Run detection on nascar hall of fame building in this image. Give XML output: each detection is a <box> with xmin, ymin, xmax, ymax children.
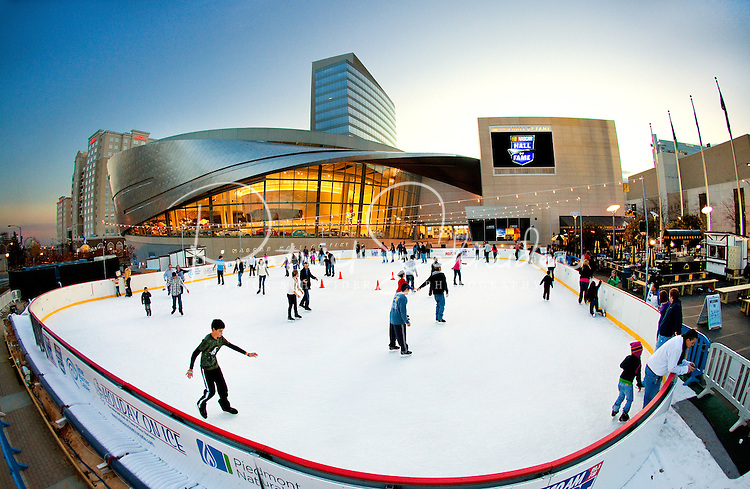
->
<box><xmin>106</xmin><ymin>117</ymin><xmax>624</xmax><ymax>260</ymax></box>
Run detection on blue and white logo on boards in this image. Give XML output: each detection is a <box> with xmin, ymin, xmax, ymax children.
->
<box><xmin>543</xmin><ymin>461</ymin><xmax>603</xmax><ymax>489</ymax></box>
<box><xmin>197</xmin><ymin>439</ymin><xmax>233</xmax><ymax>474</ymax></box>
<box><xmin>507</xmin><ymin>135</ymin><xmax>535</xmax><ymax>165</ymax></box>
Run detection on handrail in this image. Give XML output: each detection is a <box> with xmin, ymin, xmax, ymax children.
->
<box><xmin>0</xmin><ymin>419</ymin><xmax>28</xmax><ymax>488</ymax></box>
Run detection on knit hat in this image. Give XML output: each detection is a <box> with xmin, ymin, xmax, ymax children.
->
<box><xmin>397</xmin><ymin>270</ymin><xmax>405</xmax><ymax>277</ymax></box>
<box><xmin>630</xmin><ymin>341</ymin><xmax>643</xmax><ymax>357</ymax></box>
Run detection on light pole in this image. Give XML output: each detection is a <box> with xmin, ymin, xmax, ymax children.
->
<box><xmin>607</xmin><ymin>205</ymin><xmax>621</xmax><ymax>261</ymax></box>
<box><xmin>570</xmin><ymin>211</ymin><xmax>580</xmax><ymax>258</ymax></box>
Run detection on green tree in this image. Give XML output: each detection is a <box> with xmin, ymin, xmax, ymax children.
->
<box><xmin>667</xmin><ymin>213</ymin><xmax>704</xmax><ymax>231</ymax></box>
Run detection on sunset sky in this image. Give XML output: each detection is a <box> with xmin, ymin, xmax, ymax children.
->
<box><xmin>1</xmin><ymin>0</ymin><xmax>748</xmax><ymax>243</ymax></box>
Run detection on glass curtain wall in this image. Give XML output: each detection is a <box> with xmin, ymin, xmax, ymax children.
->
<box><xmin>130</xmin><ymin>162</ymin><xmax>420</xmax><ymax>239</ymax></box>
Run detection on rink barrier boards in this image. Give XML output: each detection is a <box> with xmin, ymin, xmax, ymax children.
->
<box><xmin>697</xmin><ymin>343</ymin><xmax>750</xmax><ymax>432</ymax></box>
<box><xmin>15</xmin><ymin>249</ymin><xmax>680</xmax><ymax>489</ymax></box>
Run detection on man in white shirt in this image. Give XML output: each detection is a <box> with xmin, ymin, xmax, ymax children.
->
<box><xmin>642</xmin><ymin>329</ymin><xmax>697</xmax><ymax>408</ymax></box>
<box><xmin>646</xmin><ymin>282</ymin><xmax>659</xmax><ymax>308</ymax></box>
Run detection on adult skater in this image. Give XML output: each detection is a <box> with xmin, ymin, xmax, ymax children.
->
<box><xmin>123</xmin><ymin>266</ymin><xmax>132</xmax><ymax>297</ymax></box>
<box><xmin>389</xmin><ymin>282</ymin><xmax>412</xmax><ymax>355</ymax></box>
<box><xmin>655</xmin><ymin>288</ymin><xmax>682</xmax><ymax>350</ymax></box>
<box><xmin>416</xmin><ymin>262</ymin><xmax>449</xmax><ymax>323</ymax></box>
<box><xmin>540</xmin><ymin>270</ymin><xmax>554</xmax><ymax>301</ymax></box>
<box><xmin>327</xmin><ymin>252</ymin><xmax>336</xmax><ymax>277</ymax></box>
<box><xmin>611</xmin><ymin>341</ymin><xmax>643</xmax><ymax>422</ymax></box>
<box><xmin>642</xmin><ymin>329</ymin><xmax>697</xmax><ymax>408</ymax></box>
<box><xmin>256</xmin><ymin>258</ymin><xmax>269</xmax><ymax>295</ymax></box>
<box><xmin>186</xmin><ymin>319</ymin><xmax>258</xmax><ymax>419</ymax></box>
<box><xmin>163</xmin><ymin>265</ymin><xmax>173</xmax><ymax>294</ymax></box>
<box><xmin>546</xmin><ymin>250</ymin><xmax>557</xmax><ymax>279</ymax></box>
<box><xmin>484</xmin><ymin>242</ymin><xmax>492</xmax><ymax>263</ymax></box>
<box><xmin>514</xmin><ymin>240</ymin><xmax>520</xmax><ymax>260</ymax></box>
<box><xmin>213</xmin><ymin>255</ymin><xmax>226</xmax><ymax>285</ymax></box>
<box><xmin>578</xmin><ymin>258</ymin><xmax>593</xmax><ymax>304</ymax></box>
<box><xmin>287</xmin><ymin>269</ymin><xmax>303</xmax><ymax>320</ymax></box>
<box><xmin>165</xmin><ymin>271</ymin><xmax>189</xmax><ymax>315</ymax></box>
<box><xmin>586</xmin><ymin>280</ymin><xmax>603</xmax><ymax>316</ymax></box>
<box><xmin>452</xmin><ymin>254</ymin><xmax>466</xmax><ymax>286</ymax></box>
<box><xmin>404</xmin><ymin>255</ymin><xmax>418</xmax><ymax>289</ymax></box>
<box><xmin>299</xmin><ymin>262</ymin><xmax>318</xmax><ymax>311</ymax></box>
<box><xmin>141</xmin><ymin>287</ymin><xmax>152</xmax><ymax>316</ymax></box>
<box><xmin>247</xmin><ymin>254</ymin><xmax>257</xmax><ymax>277</ymax></box>
<box><xmin>234</xmin><ymin>257</ymin><xmax>244</xmax><ymax>287</ymax></box>
<box><xmin>492</xmin><ymin>243</ymin><xmax>498</xmax><ymax>262</ymax></box>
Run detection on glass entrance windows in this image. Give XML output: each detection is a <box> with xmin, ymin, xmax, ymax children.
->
<box><xmin>128</xmin><ymin>162</ymin><xmax>420</xmax><ymax>239</ymax></box>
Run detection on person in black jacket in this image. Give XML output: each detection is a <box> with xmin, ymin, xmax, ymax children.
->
<box><xmin>585</xmin><ymin>280</ymin><xmax>603</xmax><ymax>316</ymax></box>
<box><xmin>540</xmin><ymin>271</ymin><xmax>554</xmax><ymax>300</ymax></box>
<box><xmin>611</xmin><ymin>341</ymin><xmax>644</xmax><ymax>422</ymax></box>
<box><xmin>655</xmin><ymin>288</ymin><xmax>683</xmax><ymax>350</ymax></box>
<box><xmin>578</xmin><ymin>259</ymin><xmax>593</xmax><ymax>304</ymax></box>
<box><xmin>416</xmin><ymin>263</ymin><xmax>449</xmax><ymax>322</ymax></box>
<box><xmin>299</xmin><ymin>262</ymin><xmax>318</xmax><ymax>311</ymax></box>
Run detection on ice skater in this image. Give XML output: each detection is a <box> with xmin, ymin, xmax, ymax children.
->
<box><xmin>546</xmin><ymin>250</ymin><xmax>556</xmax><ymax>279</ymax></box>
<box><xmin>299</xmin><ymin>262</ymin><xmax>318</xmax><ymax>311</ymax></box>
<box><xmin>540</xmin><ymin>270</ymin><xmax>554</xmax><ymax>300</ymax></box>
<box><xmin>287</xmin><ymin>269</ymin><xmax>303</xmax><ymax>320</ymax></box>
<box><xmin>186</xmin><ymin>319</ymin><xmax>258</xmax><ymax>419</ymax></box>
<box><xmin>586</xmin><ymin>280</ymin><xmax>603</xmax><ymax>316</ymax></box>
<box><xmin>213</xmin><ymin>255</ymin><xmax>225</xmax><ymax>285</ymax></box>
<box><xmin>165</xmin><ymin>271</ymin><xmax>189</xmax><ymax>315</ymax></box>
<box><xmin>256</xmin><ymin>258</ymin><xmax>269</xmax><ymax>294</ymax></box>
<box><xmin>404</xmin><ymin>255</ymin><xmax>418</xmax><ymax>289</ymax></box>
<box><xmin>141</xmin><ymin>287</ymin><xmax>152</xmax><ymax>316</ymax></box>
<box><xmin>234</xmin><ymin>257</ymin><xmax>244</xmax><ymax>286</ymax></box>
<box><xmin>113</xmin><ymin>273</ymin><xmax>121</xmax><ymax>297</ymax></box>
<box><xmin>611</xmin><ymin>341</ymin><xmax>643</xmax><ymax>422</ymax></box>
<box><xmin>389</xmin><ymin>282</ymin><xmax>411</xmax><ymax>355</ymax></box>
<box><xmin>452</xmin><ymin>254</ymin><xmax>465</xmax><ymax>285</ymax></box>
<box><xmin>416</xmin><ymin>262</ymin><xmax>449</xmax><ymax>323</ymax></box>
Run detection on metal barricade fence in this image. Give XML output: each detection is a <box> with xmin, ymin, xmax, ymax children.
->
<box><xmin>697</xmin><ymin>343</ymin><xmax>750</xmax><ymax>432</ymax></box>
<box><xmin>681</xmin><ymin>324</ymin><xmax>711</xmax><ymax>370</ymax></box>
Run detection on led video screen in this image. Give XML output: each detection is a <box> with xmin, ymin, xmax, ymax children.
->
<box><xmin>490</xmin><ymin>126</ymin><xmax>555</xmax><ymax>170</ymax></box>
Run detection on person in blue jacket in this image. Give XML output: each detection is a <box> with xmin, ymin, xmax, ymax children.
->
<box><xmin>389</xmin><ymin>283</ymin><xmax>412</xmax><ymax>355</ymax></box>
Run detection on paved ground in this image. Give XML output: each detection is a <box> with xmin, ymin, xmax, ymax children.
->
<box><xmin>0</xmin><ymin>322</ymin><xmax>86</xmax><ymax>489</ymax></box>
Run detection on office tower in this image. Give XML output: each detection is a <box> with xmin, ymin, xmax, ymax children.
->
<box><xmin>56</xmin><ymin>196</ymin><xmax>72</xmax><ymax>249</ymax></box>
<box><xmin>311</xmin><ymin>53</ymin><xmax>397</xmax><ymax>148</ymax></box>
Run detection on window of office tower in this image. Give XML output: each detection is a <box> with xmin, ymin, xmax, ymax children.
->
<box><xmin>131</xmin><ymin>162</ymin><xmax>420</xmax><ymax>239</ymax></box>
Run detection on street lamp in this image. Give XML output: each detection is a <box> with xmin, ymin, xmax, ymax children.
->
<box><xmin>607</xmin><ymin>205</ymin><xmax>621</xmax><ymax>261</ymax></box>
<box><xmin>570</xmin><ymin>211</ymin><xmax>580</xmax><ymax>257</ymax></box>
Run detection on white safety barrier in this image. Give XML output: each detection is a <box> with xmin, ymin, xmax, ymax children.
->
<box><xmin>16</xmin><ymin>249</ymin><xmax>681</xmax><ymax>489</ymax></box>
<box><xmin>697</xmin><ymin>343</ymin><xmax>750</xmax><ymax>431</ymax></box>
<box><xmin>0</xmin><ymin>289</ymin><xmax>21</xmax><ymax>311</ymax></box>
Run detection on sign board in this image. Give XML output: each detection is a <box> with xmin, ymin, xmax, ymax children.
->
<box><xmin>697</xmin><ymin>294</ymin><xmax>722</xmax><ymax>330</ymax></box>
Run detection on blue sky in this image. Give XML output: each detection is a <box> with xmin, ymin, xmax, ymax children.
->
<box><xmin>1</xmin><ymin>0</ymin><xmax>748</xmax><ymax>243</ymax></box>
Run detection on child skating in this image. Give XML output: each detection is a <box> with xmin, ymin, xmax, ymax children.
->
<box><xmin>540</xmin><ymin>271</ymin><xmax>554</xmax><ymax>300</ymax></box>
<box><xmin>611</xmin><ymin>341</ymin><xmax>643</xmax><ymax>422</ymax></box>
<box><xmin>141</xmin><ymin>287</ymin><xmax>152</xmax><ymax>316</ymax></box>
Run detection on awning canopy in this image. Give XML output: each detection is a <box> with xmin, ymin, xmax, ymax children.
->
<box><xmin>664</xmin><ymin>229</ymin><xmax>702</xmax><ymax>240</ymax></box>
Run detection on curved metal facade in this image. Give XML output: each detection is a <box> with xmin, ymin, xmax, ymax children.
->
<box><xmin>108</xmin><ymin>129</ymin><xmax>481</xmax><ymax>227</ymax></box>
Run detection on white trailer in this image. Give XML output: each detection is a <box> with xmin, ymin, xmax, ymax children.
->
<box><xmin>704</xmin><ymin>232</ymin><xmax>748</xmax><ymax>277</ymax></box>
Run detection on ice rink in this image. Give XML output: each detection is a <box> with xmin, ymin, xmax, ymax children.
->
<box><xmin>44</xmin><ymin>254</ymin><xmax>645</xmax><ymax>478</ymax></box>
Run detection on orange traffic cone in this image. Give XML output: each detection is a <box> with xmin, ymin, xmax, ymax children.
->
<box><xmin>338</xmin><ymin>271</ymin><xmax>343</xmax><ymax>279</ymax></box>
<box><xmin>390</xmin><ymin>271</ymin><xmax>395</xmax><ymax>280</ymax></box>
<box><xmin>375</xmin><ymin>280</ymin><xmax>381</xmax><ymax>290</ymax></box>
<box><xmin>319</xmin><ymin>279</ymin><xmax>325</xmax><ymax>288</ymax></box>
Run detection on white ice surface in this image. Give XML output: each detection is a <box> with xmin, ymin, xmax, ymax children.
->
<box><xmin>41</xmin><ymin>257</ymin><xmax>748</xmax><ymax>485</ymax></box>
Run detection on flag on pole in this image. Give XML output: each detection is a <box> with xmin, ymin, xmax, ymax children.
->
<box><xmin>716</xmin><ymin>77</ymin><xmax>733</xmax><ymax>138</ymax></box>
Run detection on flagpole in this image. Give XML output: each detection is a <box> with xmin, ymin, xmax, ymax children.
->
<box><xmin>649</xmin><ymin>123</ymin><xmax>665</xmax><ymax>241</ymax></box>
<box><xmin>715</xmin><ymin>77</ymin><xmax>744</xmax><ymax>236</ymax></box>
<box><xmin>690</xmin><ymin>95</ymin><xmax>712</xmax><ymax>231</ymax></box>
<box><xmin>668</xmin><ymin>110</ymin><xmax>685</xmax><ymax>217</ymax></box>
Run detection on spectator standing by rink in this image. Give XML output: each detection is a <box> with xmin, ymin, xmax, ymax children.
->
<box><xmin>452</xmin><ymin>254</ymin><xmax>466</xmax><ymax>286</ymax></box>
<box><xmin>646</xmin><ymin>282</ymin><xmax>659</xmax><ymax>308</ymax></box>
<box><xmin>234</xmin><ymin>257</ymin><xmax>244</xmax><ymax>287</ymax></box>
<box><xmin>389</xmin><ymin>283</ymin><xmax>412</xmax><ymax>355</ymax></box>
<box><xmin>578</xmin><ymin>259</ymin><xmax>593</xmax><ymax>304</ymax></box>
<box><xmin>607</xmin><ymin>269</ymin><xmax>620</xmax><ymax>287</ymax></box>
<box><xmin>163</xmin><ymin>265</ymin><xmax>173</xmax><ymax>294</ymax></box>
<box><xmin>642</xmin><ymin>329</ymin><xmax>698</xmax><ymax>408</ymax></box>
<box><xmin>404</xmin><ymin>255</ymin><xmax>418</xmax><ymax>289</ymax></box>
<box><xmin>546</xmin><ymin>250</ymin><xmax>557</xmax><ymax>279</ymax></box>
<box><xmin>213</xmin><ymin>255</ymin><xmax>226</xmax><ymax>285</ymax></box>
<box><xmin>611</xmin><ymin>341</ymin><xmax>644</xmax><ymax>422</ymax></box>
<box><xmin>416</xmin><ymin>263</ymin><xmax>449</xmax><ymax>323</ymax></box>
<box><xmin>141</xmin><ymin>287</ymin><xmax>152</xmax><ymax>316</ymax></box>
<box><xmin>540</xmin><ymin>271</ymin><xmax>554</xmax><ymax>301</ymax></box>
<box><xmin>165</xmin><ymin>271</ymin><xmax>189</xmax><ymax>315</ymax></box>
<box><xmin>299</xmin><ymin>262</ymin><xmax>318</xmax><ymax>311</ymax></box>
<box><xmin>256</xmin><ymin>258</ymin><xmax>269</xmax><ymax>294</ymax></box>
<box><xmin>186</xmin><ymin>319</ymin><xmax>258</xmax><ymax>419</ymax></box>
<box><xmin>287</xmin><ymin>269</ymin><xmax>303</xmax><ymax>320</ymax></box>
<box><xmin>656</xmin><ymin>288</ymin><xmax>682</xmax><ymax>350</ymax></box>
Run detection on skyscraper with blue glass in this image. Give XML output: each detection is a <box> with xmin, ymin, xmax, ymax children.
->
<box><xmin>311</xmin><ymin>53</ymin><xmax>397</xmax><ymax>148</ymax></box>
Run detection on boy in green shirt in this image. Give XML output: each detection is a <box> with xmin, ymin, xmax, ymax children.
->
<box><xmin>186</xmin><ymin>319</ymin><xmax>258</xmax><ymax>419</ymax></box>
